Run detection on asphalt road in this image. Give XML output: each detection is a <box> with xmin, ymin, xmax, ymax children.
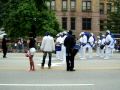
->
<box><xmin>0</xmin><ymin>70</ymin><xmax>120</xmax><ymax>90</ymax></box>
<box><xmin>0</xmin><ymin>53</ymin><xmax>120</xmax><ymax>90</ymax></box>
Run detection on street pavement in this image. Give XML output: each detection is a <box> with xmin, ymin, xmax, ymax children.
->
<box><xmin>0</xmin><ymin>52</ymin><xmax>120</xmax><ymax>90</ymax></box>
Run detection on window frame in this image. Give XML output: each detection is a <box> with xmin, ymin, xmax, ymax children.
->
<box><xmin>107</xmin><ymin>3</ymin><xmax>112</xmax><ymax>13</ymax></box>
<box><xmin>82</xmin><ymin>1</ymin><xmax>92</xmax><ymax>12</ymax></box>
<box><xmin>100</xmin><ymin>3</ymin><xmax>104</xmax><ymax>14</ymax></box>
<box><xmin>82</xmin><ymin>18</ymin><xmax>91</xmax><ymax>30</ymax></box>
<box><xmin>46</xmin><ymin>0</ymin><xmax>56</xmax><ymax>11</ymax></box>
<box><xmin>71</xmin><ymin>17</ymin><xmax>76</xmax><ymax>30</ymax></box>
<box><xmin>62</xmin><ymin>0</ymin><xmax>68</xmax><ymax>11</ymax></box>
<box><xmin>70</xmin><ymin>0</ymin><xmax>76</xmax><ymax>11</ymax></box>
<box><xmin>62</xmin><ymin>17</ymin><xmax>67</xmax><ymax>30</ymax></box>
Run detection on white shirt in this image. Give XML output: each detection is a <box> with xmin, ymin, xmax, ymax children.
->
<box><xmin>56</xmin><ymin>36</ymin><xmax>62</xmax><ymax>44</ymax></box>
<box><xmin>101</xmin><ymin>38</ymin><xmax>106</xmax><ymax>45</ymax></box>
<box><xmin>82</xmin><ymin>35</ymin><xmax>87</xmax><ymax>44</ymax></box>
<box><xmin>105</xmin><ymin>34</ymin><xmax>114</xmax><ymax>48</ymax></box>
<box><xmin>97</xmin><ymin>39</ymin><xmax>101</xmax><ymax>46</ymax></box>
<box><xmin>88</xmin><ymin>36</ymin><xmax>94</xmax><ymax>45</ymax></box>
<box><xmin>79</xmin><ymin>37</ymin><xmax>83</xmax><ymax>43</ymax></box>
<box><xmin>41</xmin><ymin>35</ymin><xmax>55</xmax><ymax>52</ymax></box>
<box><xmin>105</xmin><ymin>35</ymin><xmax>113</xmax><ymax>43</ymax></box>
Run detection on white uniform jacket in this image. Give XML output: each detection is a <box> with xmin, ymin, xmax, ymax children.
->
<box><xmin>105</xmin><ymin>35</ymin><xmax>114</xmax><ymax>48</ymax></box>
<box><xmin>82</xmin><ymin>35</ymin><xmax>87</xmax><ymax>44</ymax></box>
<box><xmin>88</xmin><ymin>36</ymin><xmax>94</xmax><ymax>46</ymax></box>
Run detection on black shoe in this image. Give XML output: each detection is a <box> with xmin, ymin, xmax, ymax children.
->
<box><xmin>70</xmin><ymin>69</ymin><xmax>76</xmax><ymax>71</ymax></box>
<box><xmin>3</xmin><ymin>56</ymin><xmax>7</xmax><ymax>58</ymax></box>
<box><xmin>41</xmin><ymin>66</ymin><xmax>44</xmax><ymax>69</ymax></box>
<box><xmin>66</xmin><ymin>68</ymin><xmax>70</xmax><ymax>71</ymax></box>
<box><xmin>48</xmin><ymin>66</ymin><xmax>51</xmax><ymax>69</ymax></box>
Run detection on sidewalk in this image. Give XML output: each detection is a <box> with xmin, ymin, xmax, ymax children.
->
<box><xmin>0</xmin><ymin>52</ymin><xmax>120</xmax><ymax>70</ymax></box>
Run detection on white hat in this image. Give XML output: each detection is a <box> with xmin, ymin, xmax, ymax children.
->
<box><xmin>56</xmin><ymin>34</ymin><xmax>59</xmax><ymax>37</ymax></box>
<box><xmin>63</xmin><ymin>31</ymin><xmax>67</xmax><ymax>34</ymax></box>
<box><xmin>59</xmin><ymin>32</ymin><xmax>62</xmax><ymax>36</ymax></box>
<box><xmin>91</xmin><ymin>33</ymin><xmax>94</xmax><ymax>36</ymax></box>
<box><xmin>102</xmin><ymin>35</ymin><xmax>105</xmax><ymax>37</ymax></box>
<box><xmin>79</xmin><ymin>32</ymin><xmax>84</xmax><ymax>36</ymax></box>
<box><xmin>106</xmin><ymin>30</ymin><xmax>110</xmax><ymax>34</ymax></box>
<box><xmin>97</xmin><ymin>36</ymin><xmax>100</xmax><ymax>38</ymax></box>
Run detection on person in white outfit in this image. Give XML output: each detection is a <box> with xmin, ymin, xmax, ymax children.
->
<box><xmin>40</xmin><ymin>32</ymin><xmax>55</xmax><ymax>69</ymax></box>
<box><xmin>87</xmin><ymin>33</ymin><xmax>95</xmax><ymax>58</ymax></box>
<box><xmin>55</xmin><ymin>33</ymin><xmax>62</xmax><ymax>60</ymax></box>
<box><xmin>96</xmin><ymin>36</ymin><xmax>101</xmax><ymax>57</ymax></box>
<box><xmin>104</xmin><ymin>30</ymin><xmax>114</xmax><ymax>59</ymax></box>
<box><xmin>79</xmin><ymin>33</ymin><xmax>83</xmax><ymax>58</ymax></box>
<box><xmin>100</xmin><ymin>35</ymin><xmax>106</xmax><ymax>58</ymax></box>
<box><xmin>60</xmin><ymin>31</ymin><xmax>67</xmax><ymax>63</ymax></box>
<box><xmin>58</xmin><ymin>33</ymin><xmax>64</xmax><ymax>61</ymax></box>
<box><xmin>80</xmin><ymin>32</ymin><xmax>87</xmax><ymax>59</ymax></box>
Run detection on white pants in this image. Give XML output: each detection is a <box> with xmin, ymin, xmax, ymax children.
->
<box><xmin>96</xmin><ymin>46</ymin><xmax>101</xmax><ymax>56</ymax></box>
<box><xmin>100</xmin><ymin>48</ymin><xmax>105</xmax><ymax>58</ymax></box>
<box><xmin>56</xmin><ymin>51</ymin><xmax>61</xmax><ymax>60</ymax></box>
<box><xmin>86</xmin><ymin>44</ymin><xmax>93</xmax><ymax>58</ymax></box>
<box><xmin>104</xmin><ymin>46</ymin><xmax>111</xmax><ymax>59</ymax></box>
<box><xmin>79</xmin><ymin>46</ymin><xmax>83</xmax><ymax>58</ymax></box>
<box><xmin>81</xmin><ymin>45</ymin><xmax>87</xmax><ymax>59</ymax></box>
<box><xmin>60</xmin><ymin>45</ymin><xmax>66</xmax><ymax>62</ymax></box>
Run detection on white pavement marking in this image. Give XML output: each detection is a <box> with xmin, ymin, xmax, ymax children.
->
<box><xmin>37</xmin><ymin>62</ymin><xmax>65</xmax><ymax>67</ymax></box>
<box><xmin>0</xmin><ymin>84</ymin><xmax>95</xmax><ymax>87</ymax></box>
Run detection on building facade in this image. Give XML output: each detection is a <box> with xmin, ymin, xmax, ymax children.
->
<box><xmin>47</xmin><ymin>0</ymin><xmax>112</xmax><ymax>37</ymax></box>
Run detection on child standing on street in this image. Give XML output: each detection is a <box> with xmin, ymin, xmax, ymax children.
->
<box><xmin>25</xmin><ymin>48</ymin><xmax>36</xmax><ymax>71</ymax></box>
<box><xmin>25</xmin><ymin>37</ymin><xmax>36</xmax><ymax>71</ymax></box>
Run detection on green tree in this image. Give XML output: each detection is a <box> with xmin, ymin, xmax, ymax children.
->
<box><xmin>0</xmin><ymin>0</ymin><xmax>8</xmax><ymax>27</ymax></box>
<box><xmin>3</xmin><ymin>0</ymin><xmax>62</xmax><ymax>39</ymax></box>
<box><xmin>105</xmin><ymin>0</ymin><xmax>120</xmax><ymax>33</ymax></box>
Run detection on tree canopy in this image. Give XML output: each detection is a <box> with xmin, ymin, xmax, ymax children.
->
<box><xmin>105</xmin><ymin>0</ymin><xmax>120</xmax><ymax>33</ymax></box>
<box><xmin>0</xmin><ymin>0</ymin><xmax>8</xmax><ymax>27</ymax></box>
<box><xmin>1</xmin><ymin>0</ymin><xmax>62</xmax><ymax>39</ymax></box>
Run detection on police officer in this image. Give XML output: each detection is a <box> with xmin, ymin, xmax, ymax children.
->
<box><xmin>64</xmin><ymin>31</ymin><xmax>76</xmax><ymax>71</ymax></box>
<box><xmin>2</xmin><ymin>35</ymin><xmax>8</xmax><ymax>58</ymax></box>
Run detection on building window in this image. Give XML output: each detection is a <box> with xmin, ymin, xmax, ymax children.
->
<box><xmin>100</xmin><ymin>3</ymin><xmax>104</xmax><ymax>14</ymax></box>
<box><xmin>107</xmin><ymin>3</ymin><xmax>112</xmax><ymax>13</ymax></box>
<box><xmin>100</xmin><ymin>20</ymin><xmax>104</xmax><ymax>31</ymax></box>
<box><xmin>62</xmin><ymin>17</ymin><xmax>67</xmax><ymax>30</ymax></box>
<box><xmin>82</xmin><ymin>1</ymin><xmax>91</xmax><ymax>12</ymax></box>
<box><xmin>71</xmin><ymin>17</ymin><xmax>76</xmax><ymax>30</ymax></box>
<box><xmin>46</xmin><ymin>0</ymin><xmax>55</xmax><ymax>10</ymax></box>
<box><xmin>62</xmin><ymin>0</ymin><xmax>67</xmax><ymax>11</ymax></box>
<box><xmin>82</xmin><ymin>18</ymin><xmax>91</xmax><ymax>30</ymax></box>
<box><xmin>70</xmin><ymin>0</ymin><xmax>76</xmax><ymax>11</ymax></box>
<box><xmin>51</xmin><ymin>0</ymin><xmax>55</xmax><ymax>10</ymax></box>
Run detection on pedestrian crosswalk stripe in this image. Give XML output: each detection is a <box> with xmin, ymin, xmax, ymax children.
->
<box><xmin>37</xmin><ymin>62</ymin><xmax>65</xmax><ymax>67</ymax></box>
<box><xmin>0</xmin><ymin>83</ymin><xmax>95</xmax><ymax>87</ymax></box>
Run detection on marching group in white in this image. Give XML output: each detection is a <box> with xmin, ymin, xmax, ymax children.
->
<box><xmin>55</xmin><ymin>30</ymin><xmax>116</xmax><ymax>61</ymax></box>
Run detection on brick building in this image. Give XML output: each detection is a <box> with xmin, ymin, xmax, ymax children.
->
<box><xmin>46</xmin><ymin>0</ymin><xmax>112</xmax><ymax>37</ymax></box>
